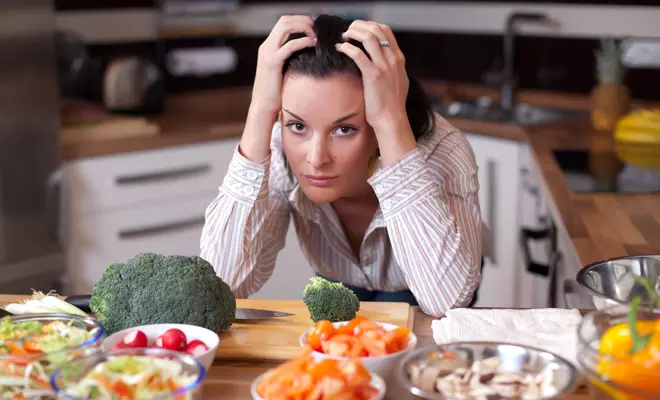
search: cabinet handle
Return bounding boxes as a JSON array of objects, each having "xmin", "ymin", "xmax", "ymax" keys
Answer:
[
  {"xmin": 486, "ymin": 159, "xmax": 497, "ymax": 264},
  {"xmin": 520, "ymin": 227, "xmax": 552, "ymax": 276},
  {"xmin": 118, "ymin": 216, "xmax": 206, "ymax": 240},
  {"xmin": 115, "ymin": 164, "xmax": 211, "ymax": 186}
]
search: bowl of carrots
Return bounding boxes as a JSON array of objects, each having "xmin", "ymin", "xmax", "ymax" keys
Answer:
[
  {"xmin": 252, "ymin": 347, "xmax": 386, "ymax": 400},
  {"xmin": 299, "ymin": 316, "xmax": 417, "ymax": 381}
]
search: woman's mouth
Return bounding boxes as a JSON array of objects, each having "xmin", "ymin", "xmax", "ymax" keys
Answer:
[{"xmin": 304, "ymin": 175, "xmax": 338, "ymax": 187}]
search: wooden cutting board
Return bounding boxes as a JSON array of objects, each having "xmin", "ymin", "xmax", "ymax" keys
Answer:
[{"xmin": 218, "ymin": 299, "xmax": 413, "ymax": 362}]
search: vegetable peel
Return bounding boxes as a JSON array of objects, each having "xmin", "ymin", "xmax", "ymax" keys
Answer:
[{"xmin": 5, "ymin": 290, "xmax": 87, "ymax": 317}]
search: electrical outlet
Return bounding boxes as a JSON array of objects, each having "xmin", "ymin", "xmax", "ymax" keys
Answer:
[{"xmin": 622, "ymin": 38, "xmax": 660, "ymax": 68}]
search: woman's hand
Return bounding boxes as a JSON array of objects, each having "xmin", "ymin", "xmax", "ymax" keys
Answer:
[
  {"xmin": 336, "ymin": 20, "xmax": 416, "ymax": 165},
  {"xmin": 241, "ymin": 16, "xmax": 316, "ymax": 162}
]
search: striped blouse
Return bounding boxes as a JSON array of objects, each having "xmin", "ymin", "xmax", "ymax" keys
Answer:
[{"xmin": 200, "ymin": 114, "xmax": 483, "ymax": 318}]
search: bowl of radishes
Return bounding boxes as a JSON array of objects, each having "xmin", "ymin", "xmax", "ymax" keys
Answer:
[{"xmin": 102, "ymin": 324, "xmax": 219, "ymax": 371}]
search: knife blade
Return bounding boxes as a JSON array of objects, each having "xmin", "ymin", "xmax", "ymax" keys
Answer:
[
  {"xmin": 64, "ymin": 295, "xmax": 294, "ymax": 321},
  {"xmin": 235, "ymin": 308, "xmax": 294, "ymax": 320}
]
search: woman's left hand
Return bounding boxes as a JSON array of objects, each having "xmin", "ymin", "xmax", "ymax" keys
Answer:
[{"xmin": 336, "ymin": 20, "xmax": 416, "ymax": 165}]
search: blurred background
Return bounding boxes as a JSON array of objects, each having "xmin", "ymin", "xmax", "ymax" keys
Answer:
[{"xmin": 0, "ymin": 1, "xmax": 658, "ymax": 308}]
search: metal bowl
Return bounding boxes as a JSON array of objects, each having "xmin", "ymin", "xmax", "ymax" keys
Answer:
[
  {"xmin": 576, "ymin": 255, "xmax": 660, "ymax": 309},
  {"xmin": 394, "ymin": 342, "xmax": 579, "ymax": 400}
]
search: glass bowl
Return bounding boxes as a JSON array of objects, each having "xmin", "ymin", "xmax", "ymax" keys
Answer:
[
  {"xmin": 50, "ymin": 347, "xmax": 206, "ymax": 400},
  {"xmin": 0, "ymin": 313, "xmax": 105, "ymax": 399},
  {"xmin": 577, "ymin": 306, "xmax": 660, "ymax": 399}
]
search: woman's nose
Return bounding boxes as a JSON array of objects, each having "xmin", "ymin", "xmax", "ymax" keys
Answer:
[{"xmin": 307, "ymin": 135, "xmax": 332, "ymax": 169}]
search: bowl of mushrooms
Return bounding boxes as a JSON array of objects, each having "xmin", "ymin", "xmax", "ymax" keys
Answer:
[{"xmin": 394, "ymin": 342, "xmax": 580, "ymax": 400}]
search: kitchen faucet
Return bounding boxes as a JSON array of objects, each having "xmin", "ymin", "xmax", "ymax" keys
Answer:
[{"xmin": 501, "ymin": 12, "xmax": 552, "ymax": 113}]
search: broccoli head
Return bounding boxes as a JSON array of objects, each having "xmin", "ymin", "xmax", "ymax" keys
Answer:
[
  {"xmin": 90, "ymin": 253, "xmax": 236, "ymax": 335},
  {"xmin": 302, "ymin": 277, "xmax": 360, "ymax": 323}
]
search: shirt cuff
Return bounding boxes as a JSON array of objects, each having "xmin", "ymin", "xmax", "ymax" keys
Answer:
[
  {"xmin": 368, "ymin": 148, "xmax": 439, "ymax": 216},
  {"xmin": 221, "ymin": 145, "xmax": 271, "ymax": 203}
]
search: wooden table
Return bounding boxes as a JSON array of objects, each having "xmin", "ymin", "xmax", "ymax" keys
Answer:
[{"xmin": 205, "ymin": 307, "xmax": 590, "ymax": 399}]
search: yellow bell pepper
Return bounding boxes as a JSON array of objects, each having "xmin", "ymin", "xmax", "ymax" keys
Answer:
[{"xmin": 596, "ymin": 292, "xmax": 660, "ymax": 398}]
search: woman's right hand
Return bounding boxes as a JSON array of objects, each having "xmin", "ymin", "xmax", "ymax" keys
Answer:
[
  {"xmin": 251, "ymin": 15, "xmax": 316, "ymax": 115},
  {"xmin": 241, "ymin": 15, "xmax": 316, "ymax": 162}
]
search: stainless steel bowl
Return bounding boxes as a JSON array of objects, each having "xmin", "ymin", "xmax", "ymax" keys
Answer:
[
  {"xmin": 394, "ymin": 342, "xmax": 579, "ymax": 400},
  {"xmin": 576, "ymin": 255, "xmax": 660, "ymax": 309}
]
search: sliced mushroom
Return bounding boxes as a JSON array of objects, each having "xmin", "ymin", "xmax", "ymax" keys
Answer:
[{"xmin": 418, "ymin": 365, "xmax": 442, "ymax": 392}]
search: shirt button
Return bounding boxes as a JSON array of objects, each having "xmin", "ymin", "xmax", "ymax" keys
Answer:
[
  {"xmin": 381, "ymin": 199, "xmax": 392, "ymax": 210},
  {"xmin": 242, "ymin": 185, "xmax": 255, "ymax": 195},
  {"xmin": 245, "ymin": 170, "xmax": 258, "ymax": 181}
]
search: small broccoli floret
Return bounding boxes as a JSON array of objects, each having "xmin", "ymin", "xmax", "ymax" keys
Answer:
[
  {"xmin": 302, "ymin": 277, "xmax": 360, "ymax": 323},
  {"xmin": 90, "ymin": 253, "xmax": 236, "ymax": 335}
]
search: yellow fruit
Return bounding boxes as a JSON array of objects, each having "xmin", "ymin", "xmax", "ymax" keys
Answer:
[{"xmin": 614, "ymin": 108, "xmax": 660, "ymax": 144}]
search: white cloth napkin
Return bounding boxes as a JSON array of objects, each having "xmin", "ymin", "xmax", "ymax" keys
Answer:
[{"xmin": 432, "ymin": 308, "xmax": 582, "ymax": 366}]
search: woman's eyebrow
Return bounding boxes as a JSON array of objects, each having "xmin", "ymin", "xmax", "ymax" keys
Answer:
[
  {"xmin": 282, "ymin": 109, "xmax": 304, "ymax": 121},
  {"xmin": 333, "ymin": 112, "xmax": 359, "ymax": 124}
]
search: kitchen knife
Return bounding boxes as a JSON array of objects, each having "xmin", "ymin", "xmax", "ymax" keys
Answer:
[{"xmin": 64, "ymin": 295, "xmax": 294, "ymax": 320}]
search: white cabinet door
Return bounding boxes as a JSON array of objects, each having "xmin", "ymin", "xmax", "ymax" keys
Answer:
[
  {"xmin": 465, "ymin": 133, "xmax": 521, "ymax": 307},
  {"xmin": 515, "ymin": 144, "xmax": 553, "ymax": 309},
  {"xmin": 555, "ymin": 225, "xmax": 593, "ymax": 309},
  {"xmin": 66, "ymin": 194, "xmax": 215, "ymax": 294},
  {"xmin": 66, "ymin": 138, "xmax": 240, "ymax": 216},
  {"xmin": 248, "ymin": 220, "xmax": 315, "ymax": 300}
]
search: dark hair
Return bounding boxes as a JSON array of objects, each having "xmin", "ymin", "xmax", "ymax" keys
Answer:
[{"xmin": 282, "ymin": 14, "xmax": 435, "ymax": 141}]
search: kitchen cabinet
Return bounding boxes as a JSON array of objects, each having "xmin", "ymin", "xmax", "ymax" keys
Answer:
[
  {"xmin": 465, "ymin": 133, "xmax": 521, "ymax": 307},
  {"xmin": 515, "ymin": 144, "xmax": 555, "ymax": 308},
  {"xmin": 515, "ymin": 144, "xmax": 585, "ymax": 309},
  {"xmin": 64, "ymin": 138, "xmax": 312, "ymax": 298}
]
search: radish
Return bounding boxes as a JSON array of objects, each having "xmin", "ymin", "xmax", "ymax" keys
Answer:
[
  {"xmin": 156, "ymin": 328, "xmax": 187, "ymax": 351},
  {"xmin": 184, "ymin": 340, "xmax": 209, "ymax": 356},
  {"xmin": 122, "ymin": 329, "xmax": 148, "ymax": 348}
]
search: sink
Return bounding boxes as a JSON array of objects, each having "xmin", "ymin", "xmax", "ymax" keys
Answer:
[{"xmin": 434, "ymin": 98, "xmax": 586, "ymax": 126}]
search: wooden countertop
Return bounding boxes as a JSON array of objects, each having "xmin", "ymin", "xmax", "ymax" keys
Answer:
[{"xmin": 526, "ymin": 120, "xmax": 660, "ymax": 267}]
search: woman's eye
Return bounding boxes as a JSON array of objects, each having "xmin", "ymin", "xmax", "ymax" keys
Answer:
[
  {"xmin": 334, "ymin": 126, "xmax": 356, "ymax": 136},
  {"xmin": 286, "ymin": 122, "xmax": 306, "ymax": 134}
]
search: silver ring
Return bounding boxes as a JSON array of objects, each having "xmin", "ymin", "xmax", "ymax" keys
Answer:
[{"xmin": 379, "ymin": 40, "xmax": 391, "ymax": 47}]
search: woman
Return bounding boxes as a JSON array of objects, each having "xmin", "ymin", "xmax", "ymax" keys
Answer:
[{"xmin": 200, "ymin": 15, "xmax": 483, "ymax": 318}]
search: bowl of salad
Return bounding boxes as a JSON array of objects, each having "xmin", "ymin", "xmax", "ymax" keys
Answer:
[
  {"xmin": 252, "ymin": 347, "xmax": 386, "ymax": 400},
  {"xmin": 299, "ymin": 316, "xmax": 417, "ymax": 382},
  {"xmin": 50, "ymin": 347, "xmax": 206, "ymax": 400},
  {"xmin": 0, "ymin": 314, "xmax": 105, "ymax": 399}
]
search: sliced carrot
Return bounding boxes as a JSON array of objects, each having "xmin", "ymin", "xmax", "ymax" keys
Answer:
[
  {"xmin": 23, "ymin": 340, "xmax": 43, "ymax": 354},
  {"xmin": 259, "ymin": 345, "xmax": 378, "ymax": 399},
  {"xmin": 111, "ymin": 380, "xmax": 132, "ymax": 397},
  {"xmin": 90, "ymin": 373, "xmax": 114, "ymax": 392},
  {"xmin": 5, "ymin": 341, "xmax": 27, "ymax": 355}
]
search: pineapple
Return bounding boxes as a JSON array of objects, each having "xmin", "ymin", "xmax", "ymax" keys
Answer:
[{"xmin": 590, "ymin": 38, "xmax": 631, "ymax": 132}]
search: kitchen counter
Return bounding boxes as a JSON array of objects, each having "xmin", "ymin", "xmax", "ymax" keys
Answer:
[
  {"xmin": 61, "ymin": 87, "xmax": 252, "ymax": 161},
  {"xmin": 0, "ymin": 293, "xmax": 589, "ymax": 399},
  {"xmin": 59, "ymin": 82, "xmax": 660, "ymax": 272}
]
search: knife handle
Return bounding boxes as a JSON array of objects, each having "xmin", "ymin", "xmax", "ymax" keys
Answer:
[{"xmin": 66, "ymin": 295, "xmax": 92, "ymax": 313}]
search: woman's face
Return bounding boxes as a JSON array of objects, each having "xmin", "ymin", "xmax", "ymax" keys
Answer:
[{"xmin": 281, "ymin": 73, "xmax": 378, "ymax": 204}]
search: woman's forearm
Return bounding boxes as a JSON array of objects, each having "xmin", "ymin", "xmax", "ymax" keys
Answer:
[{"xmin": 239, "ymin": 106, "xmax": 279, "ymax": 163}]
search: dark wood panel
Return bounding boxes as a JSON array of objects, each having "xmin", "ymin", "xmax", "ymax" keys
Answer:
[
  {"xmin": 55, "ymin": 0, "xmax": 155, "ymax": 10},
  {"xmin": 56, "ymin": 0, "xmax": 660, "ymax": 9},
  {"xmin": 243, "ymin": 0, "xmax": 660, "ymax": 5},
  {"xmin": 79, "ymin": 31, "xmax": 660, "ymax": 101}
]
